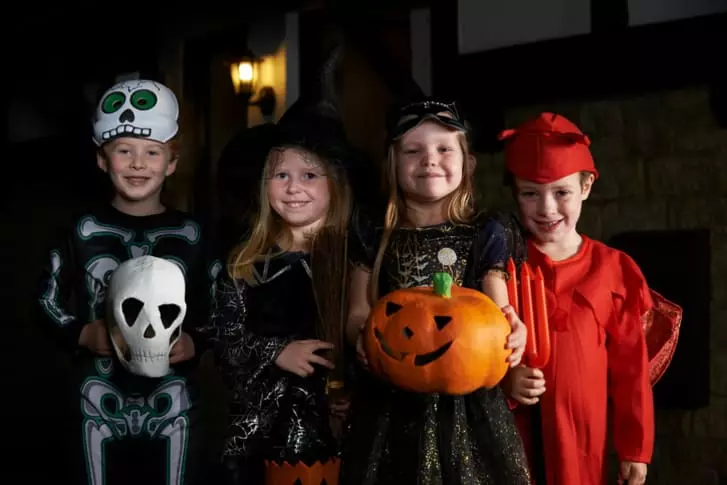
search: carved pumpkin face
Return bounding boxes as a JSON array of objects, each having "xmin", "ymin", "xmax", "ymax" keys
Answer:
[
  {"xmin": 363, "ymin": 273, "xmax": 512, "ymax": 395},
  {"xmin": 264, "ymin": 458, "xmax": 341, "ymax": 485}
]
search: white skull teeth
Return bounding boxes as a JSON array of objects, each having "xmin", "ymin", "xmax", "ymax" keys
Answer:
[
  {"xmin": 102, "ymin": 125, "xmax": 152, "ymax": 140},
  {"xmin": 130, "ymin": 350, "xmax": 170, "ymax": 362}
]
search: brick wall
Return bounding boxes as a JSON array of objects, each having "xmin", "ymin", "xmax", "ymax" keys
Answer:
[{"xmin": 474, "ymin": 86, "xmax": 727, "ymax": 484}]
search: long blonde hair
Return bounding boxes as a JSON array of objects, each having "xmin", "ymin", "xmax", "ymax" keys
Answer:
[
  {"xmin": 369, "ymin": 129, "xmax": 476, "ymax": 302},
  {"xmin": 227, "ymin": 146, "xmax": 352, "ymax": 285}
]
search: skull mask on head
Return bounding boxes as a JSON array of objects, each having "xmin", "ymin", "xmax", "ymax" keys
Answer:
[
  {"xmin": 92, "ymin": 80, "xmax": 179, "ymax": 146},
  {"xmin": 107, "ymin": 256, "xmax": 187, "ymax": 378}
]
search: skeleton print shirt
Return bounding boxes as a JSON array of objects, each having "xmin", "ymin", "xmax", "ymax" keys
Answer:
[{"xmin": 36, "ymin": 204, "xmax": 220, "ymax": 383}]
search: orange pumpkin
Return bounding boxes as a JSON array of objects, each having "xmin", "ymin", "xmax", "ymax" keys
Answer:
[
  {"xmin": 264, "ymin": 458, "xmax": 341, "ymax": 485},
  {"xmin": 363, "ymin": 272, "xmax": 512, "ymax": 395}
]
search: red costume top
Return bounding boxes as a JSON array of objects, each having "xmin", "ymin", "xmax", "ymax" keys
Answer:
[
  {"xmin": 499, "ymin": 113, "xmax": 682, "ymax": 485},
  {"xmin": 525, "ymin": 237, "xmax": 654, "ymax": 484}
]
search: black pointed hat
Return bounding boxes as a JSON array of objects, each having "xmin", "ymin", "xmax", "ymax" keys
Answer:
[{"xmin": 273, "ymin": 45, "xmax": 378, "ymax": 209}]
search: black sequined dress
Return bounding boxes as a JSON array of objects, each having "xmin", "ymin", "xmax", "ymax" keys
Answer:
[
  {"xmin": 209, "ymin": 250, "xmax": 339, "ymax": 481},
  {"xmin": 341, "ymin": 210, "xmax": 532, "ymax": 485}
]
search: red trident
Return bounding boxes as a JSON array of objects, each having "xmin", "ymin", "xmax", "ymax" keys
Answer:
[{"xmin": 506, "ymin": 258, "xmax": 551, "ymax": 369}]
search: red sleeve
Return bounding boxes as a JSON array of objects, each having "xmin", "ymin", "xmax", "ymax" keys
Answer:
[
  {"xmin": 643, "ymin": 290, "xmax": 683, "ymax": 385},
  {"xmin": 606, "ymin": 253, "xmax": 654, "ymax": 464}
]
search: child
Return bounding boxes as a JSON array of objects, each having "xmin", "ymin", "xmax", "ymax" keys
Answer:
[
  {"xmin": 499, "ymin": 112, "xmax": 677, "ymax": 485},
  {"xmin": 36, "ymin": 79, "xmax": 218, "ymax": 485},
  {"xmin": 341, "ymin": 98, "xmax": 531, "ymax": 484},
  {"xmin": 208, "ymin": 102, "xmax": 357, "ymax": 484}
]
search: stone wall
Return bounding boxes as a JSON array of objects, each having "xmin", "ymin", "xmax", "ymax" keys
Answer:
[{"xmin": 474, "ymin": 86, "xmax": 727, "ymax": 484}]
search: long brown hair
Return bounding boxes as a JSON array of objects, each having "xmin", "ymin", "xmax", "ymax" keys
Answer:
[{"xmin": 369, "ymin": 128, "xmax": 476, "ymax": 302}]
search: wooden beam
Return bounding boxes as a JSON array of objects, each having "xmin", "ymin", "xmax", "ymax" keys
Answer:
[
  {"xmin": 458, "ymin": 13, "xmax": 725, "ymax": 108},
  {"xmin": 453, "ymin": 13, "xmax": 726, "ymax": 151}
]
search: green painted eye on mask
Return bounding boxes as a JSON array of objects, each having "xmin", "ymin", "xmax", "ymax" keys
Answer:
[
  {"xmin": 131, "ymin": 89, "xmax": 158, "ymax": 111},
  {"xmin": 102, "ymin": 92, "xmax": 126, "ymax": 114}
]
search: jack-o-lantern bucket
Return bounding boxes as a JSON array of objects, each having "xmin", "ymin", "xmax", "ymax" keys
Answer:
[
  {"xmin": 363, "ymin": 272, "xmax": 512, "ymax": 395},
  {"xmin": 264, "ymin": 457, "xmax": 341, "ymax": 485}
]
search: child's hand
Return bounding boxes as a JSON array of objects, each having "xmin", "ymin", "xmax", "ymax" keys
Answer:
[
  {"xmin": 169, "ymin": 332, "xmax": 196, "ymax": 364},
  {"xmin": 618, "ymin": 461, "xmax": 647, "ymax": 485},
  {"xmin": 275, "ymin": 340, "xmax": 335, "ymax": 377},
  {"xmin": 79, "ymin": 319, "xmax": 113, "ymax": 356},
  {"xmin": 501, "ymin": 305, "xmax": 526, "ymax": 367},
  {"xmin": 330, "ymin": 397, "xmax": 350, "ymax": 419},
  {"xmin": 355, "ymin": 329, "xmax": 369, "ymax": 368},
  {"xmin": 329, "ymin": 394, "xmax": 351, "ymax": 440},
  {"xmin": 504, "ymin": 365, "xmax": 546, "ymax": 405}
]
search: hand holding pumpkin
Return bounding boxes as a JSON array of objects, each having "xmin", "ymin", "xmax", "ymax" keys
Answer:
[
  {"xmin": 502, "ymin": 305, "xmax": 527, "ymax": 367},
  {"xmin": 363, "ymin": 273, "xmax": 515, "ymax": 395},
  {"xmin": 275, "ymin": 339, "xmax": 335, "ymax": 377}
]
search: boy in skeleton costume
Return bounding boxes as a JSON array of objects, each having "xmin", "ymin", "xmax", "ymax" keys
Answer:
[{"xmin": 36, "ymin": 80, "xmax": 219, "ymax": 485}]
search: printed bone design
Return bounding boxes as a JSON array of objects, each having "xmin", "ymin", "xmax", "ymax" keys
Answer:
[
  {"xmin": 145, "ymin": 222, "xmax": 199, "ymax": 244},
  {"xmin": 506, "ymin": 258, "xmax": 551, "ymax": 368},
  {"xmin": 79, "ymin": 216, "xmax": 134, "ymax": 243},
  {"xmin": 81, "ymin": 377, "xmax": 192, "ymax": 485},
  {"xmin": 107, "ymin": 255, "xmax": 187, "ymax": 377}
]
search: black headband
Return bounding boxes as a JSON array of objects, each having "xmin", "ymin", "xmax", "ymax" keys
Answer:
[{"xmin": 386, "ymin": 99, "xmax": 467, "ymax": 145}]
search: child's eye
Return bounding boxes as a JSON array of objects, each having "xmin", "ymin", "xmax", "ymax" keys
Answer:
[
  {"xmin": 519, "ymin": 191, "xmax": 536, "ymax": 198},
  {"xmin": 273, "ymin": 172, "xmax": 288, "ymax": 180},
  {"xmin": 438, "ymin": 146, "xmax": 453, "ymax": 152},
  {"xmin": 147, "ymin": 150, "xmax": 161, "ymax": 156},
  {"xmin": 302, "ymin": 172, "xmax": 319, "ymax": 180},
  {"xmin": 556, "ymin": 190, "xmax": 571, "ymax": 197}
]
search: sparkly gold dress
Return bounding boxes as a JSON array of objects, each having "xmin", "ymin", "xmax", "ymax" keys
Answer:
[{"xmin": 341, "ymin": 210, "xmax": 532, "ymax": 485}]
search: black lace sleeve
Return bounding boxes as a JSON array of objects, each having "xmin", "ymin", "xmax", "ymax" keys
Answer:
[
  {"xmin": 348, "ymin": 208, "xmax": 379, "ymax": 270},
  {"xmin": 208, "ymin": 275, "xmax": 290, "ymax": 395},
  {"xmin": 469, "ymin": 211, "xmax": 527, "ymax": 284}
]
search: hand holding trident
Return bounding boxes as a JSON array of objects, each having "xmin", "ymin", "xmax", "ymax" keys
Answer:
[{"xmin": 506, "ymin": 258, "xmax": 551, "ymax": 369}]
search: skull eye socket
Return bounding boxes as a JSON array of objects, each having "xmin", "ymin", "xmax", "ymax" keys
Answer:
[
  {"xmin": 131, "ymin": 89, "xmax": 158, "ymax": 111},
  {"xmin": 169, "ymin": 327, "xmax": 181, "ymax": 346},
  {"xmin": 121, "ymin": 297, "xmax": 144, "ymax": 326},
  {"xmin": 102, "ymin": 92, "xmax": 126, "ymax": 114},
  {"xmin": 159, "ymin": 304, "xmax": 181, "ymax": 329}
]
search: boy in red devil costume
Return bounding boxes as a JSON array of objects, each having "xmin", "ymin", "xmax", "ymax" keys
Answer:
[{"xmin": 499, "ymin": 112, "xmax": 681, "ymax": 485}]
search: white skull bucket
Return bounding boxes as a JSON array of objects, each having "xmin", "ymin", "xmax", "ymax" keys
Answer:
[{"xmin": 107, "ymin": 256, "xmax": 187, "ymax": 378}]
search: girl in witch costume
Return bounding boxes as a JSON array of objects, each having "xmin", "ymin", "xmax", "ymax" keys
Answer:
[
  {"xmin": 341, "ymin": 98, "xmax": 532, "ymax": 485},
  {"xmin": 208, "ymin": 100, "xmax": 363, "ymax": 484},
  {"xmin": 499, "ymin": 112, "xmax": 682, "ymax": 485}
]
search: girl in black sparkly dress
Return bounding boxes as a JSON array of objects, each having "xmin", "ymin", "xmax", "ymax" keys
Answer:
[
  {"xmin": 208, "ymin": 99, "xmax": 362, "ymax": 484},
  {"xmin": 341, "ymin": 99, "xmax": 532, "ymax": 485}
]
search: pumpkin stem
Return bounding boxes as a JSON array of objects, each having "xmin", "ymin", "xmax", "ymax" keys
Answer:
[{"xmin": 433, "ymin": 272, "xmax": 453, "ymax": 298}]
